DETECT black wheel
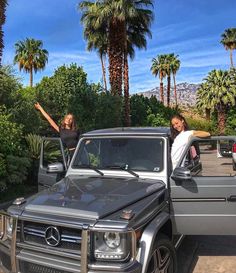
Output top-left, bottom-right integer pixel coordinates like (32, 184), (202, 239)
(146, 234), (177, 273)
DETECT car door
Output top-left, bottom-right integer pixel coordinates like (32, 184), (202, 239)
(38, 137), (67, 191)
(170, 136), (236, 235)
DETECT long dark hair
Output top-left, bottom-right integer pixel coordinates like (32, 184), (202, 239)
(170, 114), (189, 141)
(60, 113), (77, 130)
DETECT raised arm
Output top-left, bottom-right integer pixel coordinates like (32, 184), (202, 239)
(34, 102), (59, 132)
(192, 130), (211, 138)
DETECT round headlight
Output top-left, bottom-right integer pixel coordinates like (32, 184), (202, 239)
(103, 232), (121, 249)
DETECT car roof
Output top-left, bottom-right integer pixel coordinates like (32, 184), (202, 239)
(82, 127), (170, 137)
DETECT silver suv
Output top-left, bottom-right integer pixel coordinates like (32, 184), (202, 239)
(0, 127), (236, 273)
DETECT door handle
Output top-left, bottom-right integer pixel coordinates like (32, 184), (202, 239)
(227, 195), (236, 202)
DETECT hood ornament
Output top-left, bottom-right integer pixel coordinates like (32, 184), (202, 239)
(12, 197), (26, 206)
(120, 209), (134, 220)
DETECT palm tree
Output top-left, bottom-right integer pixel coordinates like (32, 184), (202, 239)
(0, 0), (8, 65)
(80, 1), (108, 91)
(123, 11), (153, 126)
(163, 54), (173, 107)
(170, 54), (180, 107)
(151, 55), (167, 104)
(80, 0), (154, 96)
(196, 69), (236, 134)
(220, 28), (236, 68)
(196, 82), (211, 121)
(80, 0), (154, 126)
(14, 38), (48, 87)
(85, 27), (108, 91)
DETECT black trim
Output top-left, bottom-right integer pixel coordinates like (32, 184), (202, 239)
(172, 198), (226, 202)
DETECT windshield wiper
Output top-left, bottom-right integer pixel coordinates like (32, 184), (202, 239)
(78, 164), (104, 176)
(105, 165), (139, 178)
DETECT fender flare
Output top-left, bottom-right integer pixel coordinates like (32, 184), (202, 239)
(136, 211), (171, 273)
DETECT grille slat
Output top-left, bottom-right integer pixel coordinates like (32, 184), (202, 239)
(20, 261), (70, 273)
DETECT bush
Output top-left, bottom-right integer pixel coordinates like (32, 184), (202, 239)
(5, 155), (31, 185)
(186, 117), (214, 132)
(0, 106), (23, 155)
(0, 107), (31, 191)
(25, 133), (43, 160)
(0, 65), (22, 108)
(11, 87), (42, 135)
(95, 93), (123, 128)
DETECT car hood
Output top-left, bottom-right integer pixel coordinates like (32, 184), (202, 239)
(23, 175), (165, 220)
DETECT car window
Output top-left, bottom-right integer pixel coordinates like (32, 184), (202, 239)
(72, 137), (164, 172)
(42, 139), (65, 168)
(182, 139), (236, 177)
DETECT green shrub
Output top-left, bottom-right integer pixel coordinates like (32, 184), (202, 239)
(0, 153), (6, 177)
(147, 113), (169, 127)
(5, 155), (31, 185)
(0, 106), (23, 155)
(186, 117), (214, 133)
(25, 133), (43, 160)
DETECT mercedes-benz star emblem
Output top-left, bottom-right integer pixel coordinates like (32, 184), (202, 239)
(45, 226), (60, 246)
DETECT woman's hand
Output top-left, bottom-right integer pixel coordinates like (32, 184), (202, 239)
(34, 102), (42, 110)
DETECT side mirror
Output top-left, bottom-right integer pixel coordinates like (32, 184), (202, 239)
(171, 167), (192, 182)
(47, 162), (65, 174)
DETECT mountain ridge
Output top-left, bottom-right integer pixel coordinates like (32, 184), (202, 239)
(136, 82), (201, 107)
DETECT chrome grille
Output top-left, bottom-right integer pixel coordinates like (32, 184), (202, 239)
(20, 261), (70, 273)
(0, 249), (11, 270)
(23, 221), (82, 252)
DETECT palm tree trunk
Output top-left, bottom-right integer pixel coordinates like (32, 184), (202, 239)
(205, 108), (210, 121)
(160, 77), (164, 104)
(230, 49), (234, 68)
(108, 19), (124, 96)
(167, 74), (171, 107)
(124, 51), (130, 127)
(173, 74), (178, 107)
(218, 106), (226, 135)
(30, 66), (33, 87)
(100, 53), (107, 92)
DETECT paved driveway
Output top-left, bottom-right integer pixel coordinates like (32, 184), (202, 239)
(177, 235), (236, 273)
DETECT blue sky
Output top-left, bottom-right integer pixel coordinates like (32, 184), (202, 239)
(2, 0), (236, 93)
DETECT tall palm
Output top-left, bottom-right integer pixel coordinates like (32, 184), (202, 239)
(123, 12), (153, 126)
(170, 54), (180, 107)
(0, 0), (7, 65)
(151, 55), (167, 104)
(85, 27), (108, 91)
(163, 54), (174, 107)
(14, 38), (48, 87)
(196, 69), (236, 134)
(80, 1), (108, 91)
(80, 0), (154, 96)
(220, 28), (236, 68)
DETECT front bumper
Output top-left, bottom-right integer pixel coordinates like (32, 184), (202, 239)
(0, 213), (141, 273)
(0, 247), (142, 273)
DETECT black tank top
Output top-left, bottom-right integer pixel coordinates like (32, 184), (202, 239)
(59, 128), (80, 149)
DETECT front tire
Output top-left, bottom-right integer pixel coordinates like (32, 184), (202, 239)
(146, 234), (177, 273)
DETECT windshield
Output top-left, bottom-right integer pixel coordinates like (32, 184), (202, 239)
(72, 137), (164, 172)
